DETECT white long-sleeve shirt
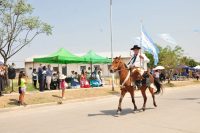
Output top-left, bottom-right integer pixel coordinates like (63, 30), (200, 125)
(128, 53), (150, 71)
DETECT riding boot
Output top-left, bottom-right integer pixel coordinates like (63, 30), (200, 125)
(135, 80), (142, 90)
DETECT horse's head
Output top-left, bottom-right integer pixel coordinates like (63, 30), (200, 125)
(110, 56), (125, 73)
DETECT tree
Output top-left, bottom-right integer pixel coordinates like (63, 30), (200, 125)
(180, 56), (198, 67)
(145, 52), (154, 68)
(158, 45), (184, 83)
(0, 0), (52, 65)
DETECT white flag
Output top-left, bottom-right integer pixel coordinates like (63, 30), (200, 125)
(141, 25), (159, 65)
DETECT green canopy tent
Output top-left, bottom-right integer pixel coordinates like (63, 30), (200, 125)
(81, 50), (111, 77)
(33, 48), (84, 64)
(81, 50), (111, 64)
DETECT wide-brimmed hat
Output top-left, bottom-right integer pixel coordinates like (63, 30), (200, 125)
(130, 45), (141, 50)
(59, 74), (66, 80)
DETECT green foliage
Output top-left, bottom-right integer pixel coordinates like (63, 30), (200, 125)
(0, 0), (52, 64)
(158, 45), (184, 69)
(145, 52), (154, 68)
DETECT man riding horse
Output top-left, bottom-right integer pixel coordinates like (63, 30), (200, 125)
(127, 45), (152, 89)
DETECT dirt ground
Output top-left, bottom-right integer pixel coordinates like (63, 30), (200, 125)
(0, 80), (199, 108)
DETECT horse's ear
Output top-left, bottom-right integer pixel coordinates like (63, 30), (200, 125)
(119, 55), (121, 59)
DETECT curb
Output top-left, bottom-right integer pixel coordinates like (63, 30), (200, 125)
(0, 95), (117, 113)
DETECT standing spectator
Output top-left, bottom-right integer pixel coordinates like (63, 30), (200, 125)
(159, 72), (165, 82)
(86, 67), (91, 80)
(8, 63), (16, 91)
(32, 69), (37, 89)
(70, 71), (75, 77)
(38, 64), (43, 91)
(46, 65), (52, 90)
(18, 71), (27, 106)
(153, 70), (160, 81)
(195, 72), (199, 81)
(98, 68), (103, 82)
(96, 71), (103, 87)
(41, 66), (47, 91)
(59, 74), (67, 99)
(0, 65), (6, 96)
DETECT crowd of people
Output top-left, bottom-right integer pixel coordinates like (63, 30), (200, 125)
(32, 65), (104, 92)
(150, 68), (200, 82)
(17, 65), (105, 104)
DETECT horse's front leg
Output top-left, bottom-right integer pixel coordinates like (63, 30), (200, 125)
(117, 91), (126, 114)
(140, 85), (147, 111)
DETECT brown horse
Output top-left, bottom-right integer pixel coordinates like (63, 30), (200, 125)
(110, 56), (162, 113)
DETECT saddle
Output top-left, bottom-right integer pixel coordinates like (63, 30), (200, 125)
(130, 67), (154, 88)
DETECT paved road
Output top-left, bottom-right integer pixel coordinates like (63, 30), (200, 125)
(0, 85), (200, 133)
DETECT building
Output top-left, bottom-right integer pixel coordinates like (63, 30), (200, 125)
(24, 52), (131, 78)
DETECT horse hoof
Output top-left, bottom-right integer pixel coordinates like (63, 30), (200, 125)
(116, 110), (121, 115)
(154, 103), (157, 107)
(142, 107), (145, 111)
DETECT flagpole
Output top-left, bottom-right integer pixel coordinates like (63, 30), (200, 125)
(140, 20), (143, 68)
(110, 0), (114, 91)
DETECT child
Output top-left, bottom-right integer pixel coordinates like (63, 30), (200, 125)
(59, 74), (67, 99)
(18, 71), (27, 106)
(52, 72), (58, 90)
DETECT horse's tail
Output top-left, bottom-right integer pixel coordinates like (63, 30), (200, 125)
(153, 79), (163, 95)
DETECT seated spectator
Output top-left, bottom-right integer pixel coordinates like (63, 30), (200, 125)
(52, 72), (58, 89)
(71, 72), (80, 88)
(80, 70), (90, 88)
(90, 71), (102, 87)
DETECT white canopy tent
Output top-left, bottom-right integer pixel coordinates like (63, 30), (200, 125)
(194, 65), (200, 70)
(153, 66), (165, 70)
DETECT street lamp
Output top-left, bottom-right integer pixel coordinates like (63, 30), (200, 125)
(109, 0), (114, 91)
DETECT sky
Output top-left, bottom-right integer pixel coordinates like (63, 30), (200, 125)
(6, 0), (200, 67)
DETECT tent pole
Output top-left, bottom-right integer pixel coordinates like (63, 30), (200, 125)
(90, 62), (92, 78)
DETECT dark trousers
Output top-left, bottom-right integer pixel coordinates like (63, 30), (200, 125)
(33, 80), (37, 88)
(39, 78), (43, 92)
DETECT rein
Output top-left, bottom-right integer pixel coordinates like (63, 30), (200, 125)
(112, 64), (131, 88)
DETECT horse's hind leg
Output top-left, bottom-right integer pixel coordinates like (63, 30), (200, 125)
(130, 88), (137, 111)
(140, 85), (147, 111)
(149, 87), (157, 107)
(117, 91), (126, 114)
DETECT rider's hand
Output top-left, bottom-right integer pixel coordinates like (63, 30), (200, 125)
(139, 55), (144, 59)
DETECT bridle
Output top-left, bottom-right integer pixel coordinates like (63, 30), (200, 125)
(110, 59), (131, 88)
(110, 60), (129, 73)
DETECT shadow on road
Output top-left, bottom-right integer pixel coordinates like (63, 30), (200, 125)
(161, 97), (200, 101)
(8, 99), (19, 106)
(88, 108), (155, 117)
(179, 98), (200, 101)
(52, 95), (62, 98)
